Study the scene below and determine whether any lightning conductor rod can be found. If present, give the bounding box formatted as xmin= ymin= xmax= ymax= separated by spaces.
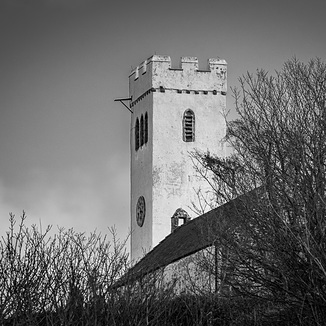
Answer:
xmin=114 ymin=97 xmax=133 ymax=114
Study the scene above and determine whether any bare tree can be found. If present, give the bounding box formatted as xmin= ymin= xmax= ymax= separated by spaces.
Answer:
xmin=193 ymin=58 xmax=326 ymax=324
xmin=0 ymin=212 xmax=130 ymax=325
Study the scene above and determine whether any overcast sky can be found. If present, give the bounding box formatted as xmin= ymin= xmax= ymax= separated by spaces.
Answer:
xmin=1 ymin=0 xmax=325 ymax=244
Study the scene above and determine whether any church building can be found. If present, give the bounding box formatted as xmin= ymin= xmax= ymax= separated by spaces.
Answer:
xmin=129 ymin=55 xmax=227 ymax=263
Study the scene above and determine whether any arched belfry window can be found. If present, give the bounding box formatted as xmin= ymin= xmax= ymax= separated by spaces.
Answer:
xmin=135 ymin=118 xmax=140 ymax=151
xmin=183 ymin=109 xmax=195 ymax=142
xmin=140 ymin=115 xmax=144 ymax=146
xmin=135 ymin=112 xmax=148 ymax=151
xmin=144 ymin=112 xmax=148 ymax=144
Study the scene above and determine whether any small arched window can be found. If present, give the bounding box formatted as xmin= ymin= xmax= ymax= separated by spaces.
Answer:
xmin=144 ymin=112 xmax=148 ymax=144
xmin=135 ymin=118 xmax=140 ymax=151
xmin=183 ymin=109 xmax=195 ymax=142
xmin=140 ymin=115 xmax=144 ymax=146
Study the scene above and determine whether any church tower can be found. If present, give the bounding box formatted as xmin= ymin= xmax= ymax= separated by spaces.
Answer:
xmin=129 ymin=55 xmax=227 ymax=262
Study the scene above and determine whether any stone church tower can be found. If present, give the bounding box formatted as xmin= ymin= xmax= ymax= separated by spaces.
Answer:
xmin=129 ymin=55 xmax=227 ymax=262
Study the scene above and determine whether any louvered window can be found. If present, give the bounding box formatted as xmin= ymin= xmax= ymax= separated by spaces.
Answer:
xmin=135 ymin=118 xmax=140 ymax=151
xmin=135 ymin=112 xmax=148 ymax=151
xmin=140 ymin=115 xmax=144 ymax=146
xmin=144 ymin=112 xmax=148 ymax=144
xmin=183 ymin=109 xmax=195 ymax=142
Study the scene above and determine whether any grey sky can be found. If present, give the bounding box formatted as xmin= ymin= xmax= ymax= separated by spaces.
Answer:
xmin=0 ymin=0 xmax=325 ymax=243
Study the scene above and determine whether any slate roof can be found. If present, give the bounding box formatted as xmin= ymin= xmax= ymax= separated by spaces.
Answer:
xmin=115 ymin=187 xmax=262 ymax=287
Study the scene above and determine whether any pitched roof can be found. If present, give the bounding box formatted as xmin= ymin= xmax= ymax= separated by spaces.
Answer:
xmin=115 ymin=187 xmax=262 ymax=287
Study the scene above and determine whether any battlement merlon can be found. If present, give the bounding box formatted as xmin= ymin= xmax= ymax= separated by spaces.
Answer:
xmin=129 ymin=55 xmax=227 ymax=100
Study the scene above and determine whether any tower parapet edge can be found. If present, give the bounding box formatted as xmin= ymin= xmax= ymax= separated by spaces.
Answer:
xmin=180 ymin=56 xmax=199 ymax=70
xmin=129 ymin=55 xmax=227 ymax=102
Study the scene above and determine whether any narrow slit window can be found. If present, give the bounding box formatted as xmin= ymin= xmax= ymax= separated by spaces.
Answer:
xmin=145 ymin=112 xmax=148 ymax=144
xmin=140 ymin=114 xmax=144 ymax=146
xmin=135 ymin=118 xmax=140 ymax=151
xmin=183 ymin=109 xmax=195 ymax=142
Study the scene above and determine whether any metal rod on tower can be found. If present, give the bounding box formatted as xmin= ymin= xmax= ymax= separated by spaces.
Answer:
xmin=114 ymin=97 xmax=133 ymax=113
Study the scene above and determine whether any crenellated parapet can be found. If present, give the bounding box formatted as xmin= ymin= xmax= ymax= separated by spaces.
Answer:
xmin=129 ymin=55 xmax=227 ymax=104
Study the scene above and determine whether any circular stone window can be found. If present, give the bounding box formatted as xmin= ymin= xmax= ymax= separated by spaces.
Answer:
xmin=136 ymin=196 xmax=146 ymax=227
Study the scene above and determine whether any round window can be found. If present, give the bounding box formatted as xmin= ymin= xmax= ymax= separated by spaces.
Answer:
xmin=136 ymin=196 xmax=146 ymax=227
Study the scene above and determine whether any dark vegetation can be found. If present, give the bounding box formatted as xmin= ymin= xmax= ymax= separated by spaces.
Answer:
xmin=2 ymin=58 xmax=326 ymax=325
xmin=1 ymin=214 xmax=305 ymax=326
